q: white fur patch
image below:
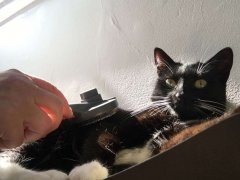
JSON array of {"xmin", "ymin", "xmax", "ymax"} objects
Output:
[
  {"xmin": 114, "ymin": 141, "xmax": 152, "ymax": 165},
  {"xmin": 43, "ymin": 170, "xmax": 68, "ymax": 180},
  {"xmin": 178, "ymin": 64, "xmax": 188, "ymax": 74},
  {"xmin": 0, "ymin": 161, "xmax": 68, "ymax": 180},
  {"xmin": 167, "ymin": 104, "xmax": 178, "ymax": 116},
  {"xmin": 69, "ymin": 160, "xmax": 108, "ymax": 180}
]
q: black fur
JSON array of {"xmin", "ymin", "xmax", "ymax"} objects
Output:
[{"xmin": 15, "ymin": 110, "xmax": 178, "ymax": 174}]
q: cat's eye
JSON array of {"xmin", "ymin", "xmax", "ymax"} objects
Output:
[
  {"xmin": 165, "ymin": 79, "xmax": 177, "ymax": 88},
  {"xmin": 195, "ymin": 79, "xmax": 207, "ymax": 89}
]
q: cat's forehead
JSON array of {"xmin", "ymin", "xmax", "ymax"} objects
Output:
[{"xmin": 176, "ymin": 63, "xmax": 199, "ymax": 75}]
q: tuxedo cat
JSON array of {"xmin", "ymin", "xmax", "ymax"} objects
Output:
[{"xmin": 0, "ymin": 47, "xmax": 233, "ymax": 180}]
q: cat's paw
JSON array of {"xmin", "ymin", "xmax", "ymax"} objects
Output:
[
  {"xmin": 40, "ymin": 170, "xmax": 69, "ymax": 180},
  {"xmin": 0, "ymin": 161, "xmax": 68, "ymax": 180},
  {"xmin": 69, "ymin": 160, "xmax": 108, "ymax": 180},
  {"xmin": 20, "ymin": 169, "xmax": 68, "ymax": 180}
]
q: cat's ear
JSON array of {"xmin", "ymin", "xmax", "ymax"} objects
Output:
[
  {"xmin": 205, "ymin": 47, "xmax": 233, "ymax": 82},
  {"xmin": 154, "ymin": 48, "xmax": 175, "ymax": 69}
]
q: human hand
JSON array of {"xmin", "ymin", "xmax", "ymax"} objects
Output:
[{"xmin": 0, "ymin": 69, "xmax": 73, "ymax": 149}]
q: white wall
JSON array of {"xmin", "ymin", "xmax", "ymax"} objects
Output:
[{"xmin": 0, "ymin": 0, "xmax": 240, "ymax": 109}]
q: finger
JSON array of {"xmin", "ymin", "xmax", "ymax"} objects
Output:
[
  {"xmin": 33, "ymin": 87, "xmax": 64, "ymax": 130},
  {"xmin": 23, "ymin": 107, "xmax": 53, "ymax": 143},
  {"xmin": 0, "ymin": 122, "xmax": 24, "ymax": 149},
  {"xmin": 27, "ymin": 76, "xmax": 73, "ymax": 118}
]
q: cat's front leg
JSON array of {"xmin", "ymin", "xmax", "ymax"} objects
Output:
[
  {"xmin": 0, "ymin": 161, "xmax": 68, "ymax": 180},
  {"xmin": 69, "ymin": 160, "xmax": 108, "ymax": 180}
]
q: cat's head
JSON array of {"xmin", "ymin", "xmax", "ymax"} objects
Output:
[{"xmin": 152, "ymin": 47, "xmax": 233, "ymax": 121}]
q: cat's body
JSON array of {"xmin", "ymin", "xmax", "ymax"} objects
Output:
[
  {"xmin": 15, "ymin": 110, "xmax": 182, "ymax": 170},
  {"xmin": 0, "ymin": 109, "xmax": 183, "ymax": 180},
  {"xmin": 0, "ymin": 47, "xmax": 233, "ymax": 180}
]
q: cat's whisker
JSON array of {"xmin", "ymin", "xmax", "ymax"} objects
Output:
[
  {"xmin": 147, "ymin": 104, "xmax": 171, "ymax": 117},
  {"xmin": 197, "ymin": 106, "xmax": 222, "ymax": 116},
  {"xmin": 197, "ymin": 61, "xmax": 205, "ymax": 73},
  {"xmin": 17, "ymin": 157, "xmax": 34, "ymax": 164},
  {"xmin": 193, "ymin": 106, "xmax": 209, "ymax": 117},
  {"xmin": 198, "ymin": 102, "xmax": 225, "ymax": 112},
  {"xmin": 196, "ymin": 62, "xmax": 204, "ymax": 75},
  {"xmin": 151, "ymin": 97, "xmax": 169, "ymax": 101},
  {"xmin": 195, "ymin": 99, "xmax": 226, "ymax": 112},
  {"xmin": 196, "ymin": 101, "xmax": 226, "ymax": 112},
  {"xmin": 198, "ymin": 56, "xmax": 210, "ymax": 74},
  {"xmin": 148, "ymin": 104, "xmax": 168, "ymax": 113},
  {"xmin": 196, "ymin": 102, "xmax": 225, "ymax": 116},
  {"xmin": 152, "ymin": 102, "xmax": 170, "ymax": 107},
  {"xmin": 130, "ymin": 103, "xmax": 158, "ymax": 116},
  {"xmin": 197, "ymin": 57, "xmax": 211, "ymax": 74},
  {"xmin": 193, "ymin": 107, "xmax": 203, "ymax": 117},
  {"xmin": 152, "ymin": 101, "xmax": 170, "ymax": 105},
  {"xmin": 206, "ymin": 106, "xmax": 225, "ymax": 114},
  {"xmin": 152, "ymin": 105, "xmax": 170, "ymax": 116},
  {"xmin": 149, "ymin": 108, "xmax": 162, "ymax": 117},
  {"xmin": 100, "ymin": 110, "xmax": 135, "ymax": 123},
  {"xmin": 151, "ymin": 103, "xmax": 170, "ymax": 108},
  {"xmin": 151, "ymin": 95, "xmax": 169, "ymax": 98},
  {"xmin": 131, "ymin": 99, "xmax": 171, "ymax": 117},
  {"xmin": 199, "ymin": 60, "xmax": 216, "ymax": 74},
  {"xmin": 62, "ymin": 158, "xmax": 81, "ymax": 163},
  {"xmin": 152, "ymin": 99, "xmax": 169, "ymax": 105},
  {"xmin": 197, "ymin": 99, "xmax": 226, "ymax": 107},
  {"xmin": 152, "ymin": 97, "xmax": 170, "ymax": 101},
  {"xmin": 197, "ymin": 63, "xmax": 205, "ymax": 75}
]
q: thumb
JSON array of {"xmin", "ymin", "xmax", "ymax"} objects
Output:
[{"xmin": 27, "ymin": 75, "xmax": 73, "ymax": 119}]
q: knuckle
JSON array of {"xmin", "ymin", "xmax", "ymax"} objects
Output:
[
  {"xmin": 7, "ymin": 69, "xmax": 22, "ymax": 74},
  {"xmin": 1, "ymin": 73, "xmax": 34, "ymax": 96},
  {"xmin": 3, "ymin": 74, "xmax": 26, "ymax": 88}
]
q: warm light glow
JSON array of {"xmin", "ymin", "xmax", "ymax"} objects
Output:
[
  {"xmin": 0, "ymin": 158, "xmax": 11, "ymax": 169},
  {"xmin": 0, "ymin": 0, "xmax": 36, "ymax": 24}
]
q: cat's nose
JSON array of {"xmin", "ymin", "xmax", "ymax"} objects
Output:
[
  {"xmin": 172, "ymin": 91, "xmax": 184, "ymax": 106},
  {"xmin": 175, "ymin": 90, "xmax": 184, "ymax": 99}
]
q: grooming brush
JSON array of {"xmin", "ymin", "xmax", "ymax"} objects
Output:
[{"xmin": 70, "ymin": 88, "xmax": 118, "ymax": 126}]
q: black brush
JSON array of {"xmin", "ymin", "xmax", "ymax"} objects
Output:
[{"xmin": 70, "ymin": 88, "xmax": 118, "ymax": 126}]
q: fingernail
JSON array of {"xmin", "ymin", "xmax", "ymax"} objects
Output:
[{"xmin": 69, "ymin": 107, "xmax": 74, "ymax": 117}]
